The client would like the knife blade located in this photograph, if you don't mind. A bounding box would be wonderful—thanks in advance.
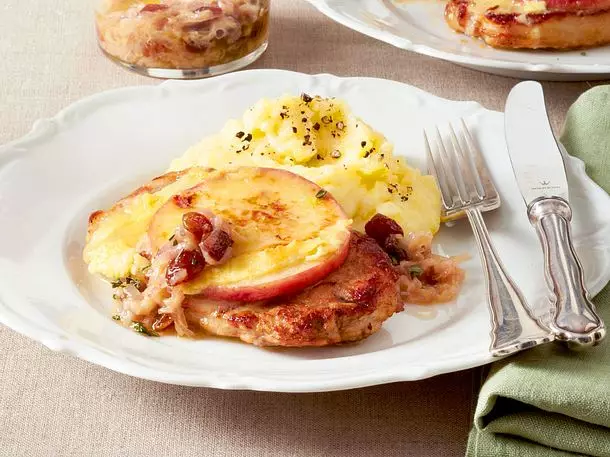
[504,81,605,348]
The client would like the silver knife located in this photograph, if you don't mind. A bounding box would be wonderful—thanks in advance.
[504,81,606,348]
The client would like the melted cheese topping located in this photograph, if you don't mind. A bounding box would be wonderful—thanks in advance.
[469,0,547,14]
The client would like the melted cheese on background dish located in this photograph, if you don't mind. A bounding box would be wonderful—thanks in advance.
[84,94,441,285]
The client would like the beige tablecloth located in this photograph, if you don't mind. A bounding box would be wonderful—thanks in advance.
[0,1,601,456]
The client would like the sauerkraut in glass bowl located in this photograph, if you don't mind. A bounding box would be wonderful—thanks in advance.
[95,0,270,78]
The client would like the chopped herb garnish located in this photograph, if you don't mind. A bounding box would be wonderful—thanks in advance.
[130,322,159,337]
[169,234,176,241]
[408,265,424,277]
[111,279,124,288]
[315,189,328,199]
[580,51,587,56]
[112,314,121,321]
[112,294,119,300]
[235,131,245,139]
[301,93,313,103]
[389,255,400,265]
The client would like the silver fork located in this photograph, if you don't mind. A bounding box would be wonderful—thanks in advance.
[425,119,552,357]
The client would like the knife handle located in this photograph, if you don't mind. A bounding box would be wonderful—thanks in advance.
[528,197,606,348]
[466,208,551,357]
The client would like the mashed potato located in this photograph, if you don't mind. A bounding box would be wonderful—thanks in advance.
[169,94,440,234]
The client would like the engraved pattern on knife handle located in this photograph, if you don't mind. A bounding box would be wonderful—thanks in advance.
[466,207,553,356]
[528,197,606,348]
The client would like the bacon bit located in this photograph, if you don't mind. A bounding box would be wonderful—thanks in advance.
[140,4,169,13]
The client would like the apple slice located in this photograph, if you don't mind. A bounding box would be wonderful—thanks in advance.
[83,166,217,279]
[149,167,352,302]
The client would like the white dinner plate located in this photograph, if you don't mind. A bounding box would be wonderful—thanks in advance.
[1,70,610,392]
[306,0,610,81]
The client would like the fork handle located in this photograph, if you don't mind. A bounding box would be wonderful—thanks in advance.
[528,197,606,348]
[466,207,551,356]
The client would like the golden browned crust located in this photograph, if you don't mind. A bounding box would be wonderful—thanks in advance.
[85,168,214,243]
[445,0,610,49]
[187,232,403,347]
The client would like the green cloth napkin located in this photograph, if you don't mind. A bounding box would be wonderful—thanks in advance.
[467,85,610,457]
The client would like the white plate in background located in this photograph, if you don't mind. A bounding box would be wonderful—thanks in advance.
[306,0,610,80]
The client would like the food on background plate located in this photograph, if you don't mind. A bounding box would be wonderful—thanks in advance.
[445,0,610,49]
[83,94,465,345]
[95,0,269,70]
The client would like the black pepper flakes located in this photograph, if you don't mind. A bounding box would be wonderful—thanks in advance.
[321,116,332,124]
[361,141,367,148]
[313,122,320,131]
[301,93,313,103]
[243,133,253,142]
[292,127,297,133]
[315,189,328,199]
[280,113,287,120]
[316,154,323,160]
[301,117,307,123]
[235,131,245,139]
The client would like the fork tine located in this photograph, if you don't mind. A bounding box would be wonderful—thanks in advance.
[434,125,462,208]
[448,122,481,202]
[460,118,490,199]
[424,130,453,210]
[446,123,474,204]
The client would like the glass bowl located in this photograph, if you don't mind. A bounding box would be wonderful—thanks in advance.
[95,0,270,79]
